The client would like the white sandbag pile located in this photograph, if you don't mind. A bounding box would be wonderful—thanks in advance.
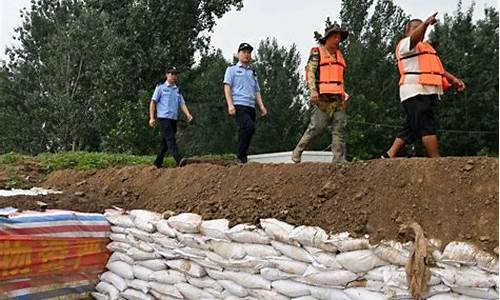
[93,210,499,300]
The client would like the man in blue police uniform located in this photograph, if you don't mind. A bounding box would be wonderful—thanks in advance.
[149,66,193,168]
[223,43,267,164]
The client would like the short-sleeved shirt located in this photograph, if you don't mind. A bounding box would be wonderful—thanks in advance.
[397,37,443,102]
[151,82,185,120]
[223,62,260,108]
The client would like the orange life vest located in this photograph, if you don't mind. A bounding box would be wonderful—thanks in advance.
[396,41,450,90]
[305,46,346,95]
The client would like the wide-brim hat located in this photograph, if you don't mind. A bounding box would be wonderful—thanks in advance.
[315,22,349,44]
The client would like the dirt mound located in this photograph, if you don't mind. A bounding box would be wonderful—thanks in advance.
[3,157,498,252]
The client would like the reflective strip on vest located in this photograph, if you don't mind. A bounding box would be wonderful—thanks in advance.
[318,46,346,95]
[396,41,445,87]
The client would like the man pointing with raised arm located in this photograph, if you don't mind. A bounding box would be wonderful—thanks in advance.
[383,13,465,158]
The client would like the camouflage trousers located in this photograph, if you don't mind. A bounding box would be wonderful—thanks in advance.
[294,105,347,163]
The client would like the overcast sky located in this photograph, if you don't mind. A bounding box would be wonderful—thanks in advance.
[1,0,498,65]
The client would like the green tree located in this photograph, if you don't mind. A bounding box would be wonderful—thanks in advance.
[430,3,499,155]
[177,50,237,156]
[1,0,243,154]
[251,38,308,154]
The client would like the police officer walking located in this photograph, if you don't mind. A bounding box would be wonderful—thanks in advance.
[292,20,350,163]
[149,66,193,168]
[223,43,267,164]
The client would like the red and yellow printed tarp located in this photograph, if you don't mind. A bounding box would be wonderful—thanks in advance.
[0,209,111,299]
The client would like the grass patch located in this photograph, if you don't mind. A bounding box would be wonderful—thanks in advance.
[0,151,235,172]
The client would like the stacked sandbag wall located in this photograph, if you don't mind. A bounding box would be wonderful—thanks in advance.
[95,210,499,300]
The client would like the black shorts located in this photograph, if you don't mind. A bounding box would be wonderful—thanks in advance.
[396,94,438,144]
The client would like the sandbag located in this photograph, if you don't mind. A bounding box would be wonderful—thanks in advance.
[174,282,214,299]
[204,287,223,298]
[292,296,319,300]
[107,241,132,253]
[126,228,154,243]
[177,233,211,250]
[187,276,223,291]
[209,239,247,259]
[475,249,499,274]
[174,246,207,259]
[427,293,486,299]
[191,256,224,271]
[126,247,160,260]
[109,251,135,265]
[152,245,180,259]
[327,232,370,252]
[136,259,167,271]
[206,251,270,271]
[106,213,135,228]
[130,209,161,232]
[100,271,128,292]
[156,219,178,237]
[451,286,499,299]
[260,218,295,243]
[152,232,181,249]
[271,241,314,263]
[120,288,153,300]
[110,233,129,243]
[441,242,479,265]
[167,213,202,233]
[248,289,290,300]
[222,270,272,290]
[364,265,398,282]
[106,260,134,280]
[136,240,155,252]
[289,225,328,248]
[384,267,441,287]
[372,240,410,266]
[149,289,181,300]
[149,281,184,298]
[166,259,207,277]
[343,287,386,300]
[269,256,310,275]
[260,267,297,281]
[91,292,109,300]
[297,269,358,288]
[218,279,249,297]
[272,280,311,297]
[200,219,229,239]
[96,281,119,300]
[308,286,351,300]
[205,268,226,280]
[111,226,128,234]
[335,249,387,273]
[125,279,149,294]
[149,269,187,284]
[349,279,384,292]
[241,243,281,258]
[431,265,497,288]
[310,251,343,271]
[132,265,154,281]
[226,224,270,244]
[423,284,452,298]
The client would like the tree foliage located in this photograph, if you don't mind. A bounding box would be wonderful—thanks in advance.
[0,0,497,158]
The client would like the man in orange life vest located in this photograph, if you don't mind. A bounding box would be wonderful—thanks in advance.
[292,20,350,163]
[383,13,465,158]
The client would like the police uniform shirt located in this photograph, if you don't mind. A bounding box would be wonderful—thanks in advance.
[151,82,185,120]
[223,62,260,108]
